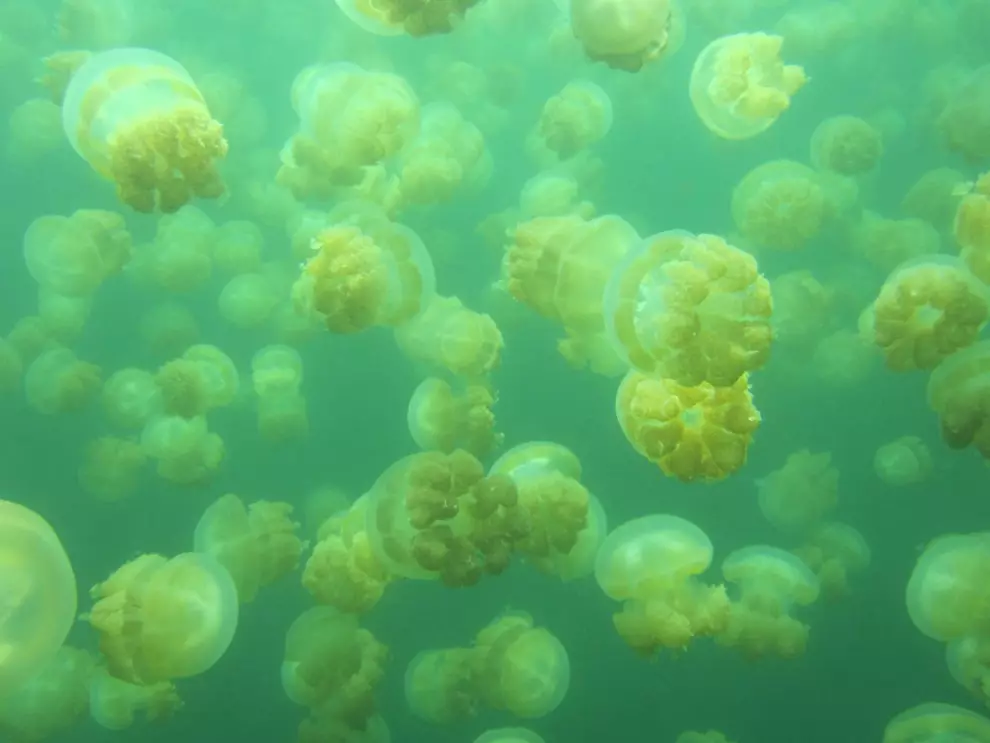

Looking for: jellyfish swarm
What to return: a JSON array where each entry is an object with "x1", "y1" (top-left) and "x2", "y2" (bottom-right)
[
  {"x1": 603, "y1": 230, "x2": 772, "y2": 387},
  {"x1": 616, "y1": 371, "x2": 760, "y2": 483},
  {"x1": 61, "y1": 48, "x2": 227, "y2": 212},
  {"x1": 689, "y1": 33, "x2": 807, "y2": 140},
  {"x1": 87, "y1": 552, "x2": 238, "y2": 684},
  {"x1": 865, "y1": 256, "x2": 989, "y2": 372},
  {"x1": 0, "y1": 501, "x2": 77, "y2": 693},
  {"x1": 594, "y1": 515, "x2": 729, "y2": 656}
]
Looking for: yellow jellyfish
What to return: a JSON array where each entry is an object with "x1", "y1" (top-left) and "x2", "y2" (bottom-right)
[
  {"x1": 0, "y1": 501, "x2": 77, "y2": 693},
  {"x1": 193, "y1": 493, "x2": 305, "y2": 603},
  {"x1": 78, "y1": 436, "x2": 147, "y2": 502},
  {"x1": 883, "y1": 703, "x2": 990, "y2": 743},
  {"x1": 954, "y1": 171, "x2": 990, "y2": 284},
  {"x1": 865, "y1": 256, "x2": 988, "y2": 372},
  {"x1": 0, "y1": 645, "x2": 94, "y2": 741},
  {"x1": 793, "y1": 521, "x2": 871, "y2": 601},
  {"x1": 756, "y1": 449, "x2": 838, "y2": 534},
  {"x1": 874, "y1": 436, "x2": 932, "y2": 487},
  {"x1": 471, "y1": 611, "x2": 571, "y2": 719},
  {"x1": 87, "y1": 669, "x2": 181, "y2": 731},
  {"x1": 906, "y1": 533, "x2": 990, "y2": 641},
  {"x1": 850, "y1": 211, "x2": 942, "y2": 274},
  {"x1": 902, "y1": 167, "x2": 966, "y2": 232},
  {"x1": 61, "y1": 48, "x2": 228, "y2": 212},
  {"x1": 947, "y1": 635, "x2": 990, "y2": 708},
  {"x1": 938, "y1": 66, "x2": 990, "y2": 164},
  {"x1": 731, "y1": 160, "x2": 826, "y2": 251},
  {"x1": 335, "y1": 0, "x2": 481, "y2": 36},
  {"x1": 87, "y1": 552, "x2": 239, "y2": 684},
  {"x1": 594, "y1": 514, "x2": 729, "y2": 656},
  {"x1": 293, "y1": 218, "x2": 436, "y2": 334},
  {"x1": 407, "y1": 377, "x2": 503, "y2": 458},
  {"x1": 616, "y1": 370, "x2": 760, "y2": 483},
  {"x1": 689, "y1": 32, "x2": 807, "y2": 140},
  {"x1": 536, "y1": 80, "x2": 613, "y2": 158},
  {"x1": 24, "y1": 346, "x2": 102, "y2": 415},
  {"x1": 603, "y1": 230, "x2": 772, "y2": 386},
  {"x1": 570, "y1": 0, "x2": 680, "y2": 72},
  {"x1": 405, "y1": 648, "x2": 481, "y2": 724},
  {"x1": 717, "y1": 545, "x2": 821, "y2": 660},
  {"x1": 810, "y1": 115, "x2": 883, "y2": 176},
  {"x1": 474, "y1": 729, "x2": 546, "y2": 743}
]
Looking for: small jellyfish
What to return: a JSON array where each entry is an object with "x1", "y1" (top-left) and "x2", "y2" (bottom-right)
[
  {"x1": 874, "y1": 436, "x2": 932, "y2": 487},
  {"x1": 732, "y1": 160, "x2": 826, "y2": 251},
  {"x1": 810, "y1": 115, "x2": 883, "y2": 176}
]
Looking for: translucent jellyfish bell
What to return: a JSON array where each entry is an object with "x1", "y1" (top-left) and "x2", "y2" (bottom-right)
[
  {"x1": 0, "y1": 501, "x2": 77, "y2": 692},
  {"x1": 334, "y1": 0, "x2": 405, "y2": 36},
  {"x1": 489, "y1": 441, "x2": 582, "y2": 485}
]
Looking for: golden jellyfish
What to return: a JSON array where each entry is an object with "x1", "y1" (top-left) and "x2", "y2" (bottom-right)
[
  {"x1": 731, "y1": 160, "x2": 826, "y2": 251},
  {"x1": 774, "y1": 3, "x2": 857, "y2": 58},
  {"x1": 278, "y1": 64, "x2": 418, "y2": 199},
  {"x1": 61, "y1": 48, "x2": 227, "y2": 212},
  {"x1": 251, "y1": 345, "x2": 303, "y2": 397},
  {"x1": 303, "y1": 494, "x2": 393, "y2": 614},
  {"x1": 594, "y1": 514, "x2": 729, "y2": 656},
  {"x1": 102, "y1": 367, "x2": 162, "y2": 429},
  {"x1": 717, "y1": 545, "x2": 821, "y2": 660},
  {"x1": 906, "y1": 533, "x2": 990, "y2": 642},
  {"x1": 78, "y1": 435, "x2": 147, "y2": 502},
  {"x1": 139, "y1": 415, "x2": 224, "y2": 486},
  {"x1": 394, "y1": 295, "x2": 502, "y2": 379},
  {"x1": 335, "y1": 0, "x2": 480, "y2": 36},
  {"x1": 901, "y1": 167, "x2": 966, "y2": 232},
  {"x1": 365, "y1": 450, "x2": 529, "y2": 585},
  {"x1": 0, "y1": 645, "x2": 94, "y2": 741},
  {"x1": 87, "y1": 670, "x2": 181, "y2": 731},
  {"x1": 874, "y1": 436, "x2": 933, "y2": 487},
  {"x1": 689, "y1": 32, "x2": 807, "y2": 140},
  {"x1": 769, "y1": 270, "x2": 833, "y2": 349},
  {"x1": 938, "y1": 66, "x2": 990, "y2": 163},
  {"x1": 87, "y1": 552, "x2": 239, "y2": 683},
  {"x1": 865, "y1": 256, "x2": 989, "y2": 372},
  {"x1": 474, "y1": 729, "x2": 546, "y2": 743},
  {"x1": 518, "y1": 171, "x2": 594, "y2": 219},
  {"x1": 947, "y1": 636, "x2": 990, "y2": 708},
  {"x1": 490, "y1": 442, "x2": 606, "y2": 580},
  {"x1": 757, "y1": 449, "x2": 838, "y2": 535},
  {"x1": 7, "y1": 316, "x2": 54, "y2": 365},
  {"x1": 217, "y1": 272, "x2": 281, "y2": 329},
  {"x1": 140, "y1": 302, "x2": 199, "y2": 358},
  {"x1": 793, "y1": 521, "x2": 871, "y2": 601},
  {"x1": 850, "y1": 211, "x2": 942, "y2": 274},
  {"x1": 471, "y1": 611, "x2": 571, "y2": 719},
  {"x1": 616, "y1": 370, "x2": 759, "y2": 483},
  {"x1": 927, "y1": 343, "x2": 990, "y2": 457},
  {"x1": 23, "y1": 209, "x2": 131, "y2": 296},
  {"x1": 883, "y1": 703, "x2": 990, "y2": 743},
  {"x1": 603, "y1": 230, "x2": 772, "y2": 386},
  {"x1": 404, "y1": 648, "x2": 480, "y2": 724},
  {"x1": 37, "y1": 290, "x2": 92, "y2": 343},
  {"x1": 24, "y1": 346, "x2": 102, "y2": 415},
  {"x1": 536, "y1": 80, "x2": 613, "y2": 159},
  {"x1": 293, "y1": 218, "x2": 436, "y2": 334},
  {"x1": 193, "y1": 493, "x2": 305, "y2": 603},
  {"x1": 407, "y1": 377, "x2": 502, "y2": 458},
  {"x1": 810, "y1": 115, "x2": 883, "y2": 176},
  {"x1": 0, "y1": 501, "x2": 77, "y2": 693},
  {"x1": 569, "y1": 0, "x2": 679, "y2": 72},
  {"x1": 213, "y1": 220, "x2": 264, "y2": 276},
  {"x1": 954, "y1": 172, "x2": 990, "y2": 284},
  {"x1": 812, "y1": 328, "x2": 877, "y2": 388},
  {"x1": 5, "y1": 98, "x2": 64, "y2": 161}
]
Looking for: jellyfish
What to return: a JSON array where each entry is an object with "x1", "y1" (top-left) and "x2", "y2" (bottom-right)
[
  {"x1": 5, "y1": 98, "x2": 65, "y2": 161},
  {"x1": 569, "y1": 0, "x2": 679, "y2": 72},
  {"x1": 474, "y1": 729, "x2": 546, "y2": 743},
  {"x1": 535, "y1": 80, "x2": 613, "y2": 159},
  {"x1": 906, "y1": 533, "x2": 990, "y2": 642},
  {"x1": 87, "y1": 552, "x2": 238, "y2": 683},
  {"x1": 793, "y1": 522, "x2": 871, "y2": 601},
  {"x1": 938, "y1": 66, "x2": 990, "y2": 163},
  {"x1": 874, "y1": 436, "x2": 933, "y2": 487},
  {"x1": 78, "y1": 436, "x2": 146, "y2": 502},
  {"x1": 616, "y1": 371, "x2": 759, "y2": 483},
  {"x1": 471, "y1": 611, "x2": 571, "y2": 719},
  {"x1": 810, "y1": 115, "x2": 883, "y2": 176},
  {"x1": 217, "y1": 272, "x2": 281, "y2": 329},
  {"x1": 335, "y1": 0, "x2": 481, "y2": 36},
  {"x1": 865, "y1": 256, "x2": 988, "y2": 372},
  {"x1": 757, "y1": 449, "x2": 838, "y2": 534},
  {"x1": 24, "y1": 346, "x2": 102, "y2": 415},
  {"x1": 901, "y1": 168, "x2": 966, "y2": 232},
  {"x1": 405, "y1": 648, "x2": 480, "y2": 724},
  {"x1": 954, "y1": 171, "x2": 990, "y2": 284},
  {"x1": 407, "y1": 377, "x2": 503, "y2": 458},
  {"x1": 689, "y1": 32, "x2": 807, "y2": 140},
  {"x1": 850, "y1": 212, "x2": 942, "y2": 273},
  {"x1": 61, "y1": 48, "x2": 228, "y2": 212},
  {"x1": 0, "y1": 501, "x2": 77, "y2": 692},
  {"x1": 102, "y1": 368, "x2": 162, "y2": 429},
  {"x1": 595, "y1": 515, "x2": 729, "y2": 656},
  {"x1": 194, "y1": 493, "x2": 305, "y2": 603},
  {"x1": 731, "y1": 161, "x2": 826, "y2": 250},
  {"x1": 213, "y1": 220, "x2": 264, "y2": 276},
  {"x1": 883, "y1": 703, "x2": 990, "y2": 743},
  {"x1": 0, "y1": 645, "x2": 94, "y2": 741},
  {"x1": 603, "y1": 230, "x2": 772, "y2": 386},
  {"x1": 717, "y1": 545, "x2": 821, "y2": 659}
]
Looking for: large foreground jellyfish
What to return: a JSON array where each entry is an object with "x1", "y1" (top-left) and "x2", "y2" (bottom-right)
[
  {"x1": 595, "y1": 515, "x2": 729, "y2": 656},
  {"x1": 603, "y1": 230, "x2": 773, "y2": 387},
  {"x1": 866, "y1": 256, "x2": 988, "y2": 372},
  {"x1": 927, "y1": 342, "x2": 990, "y2": 457},
  {"x1": 689, "y1": 33, "x2": 807, "y2": 140},
  {"x1": 717, "y1": 545, "x2": 821, "y2": 659},
  {"x1": 569, "y1": 0, "x2": 680, "y2": 72},
  {"x1": 883, "y1": 703, "x2": 990, "y2": 743},
  {"x1": 87, "y1": 552, "x2": 239, "y2": 684},
  {"x1": 0, "y1": 501, "x2": 77, "y2": 692},
  {"x1": 61, "y1": 48, "x2": 228, "y2": 212},
  {"x1": 616, "y1": 370, "x2": 760, "y2": 483}
]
